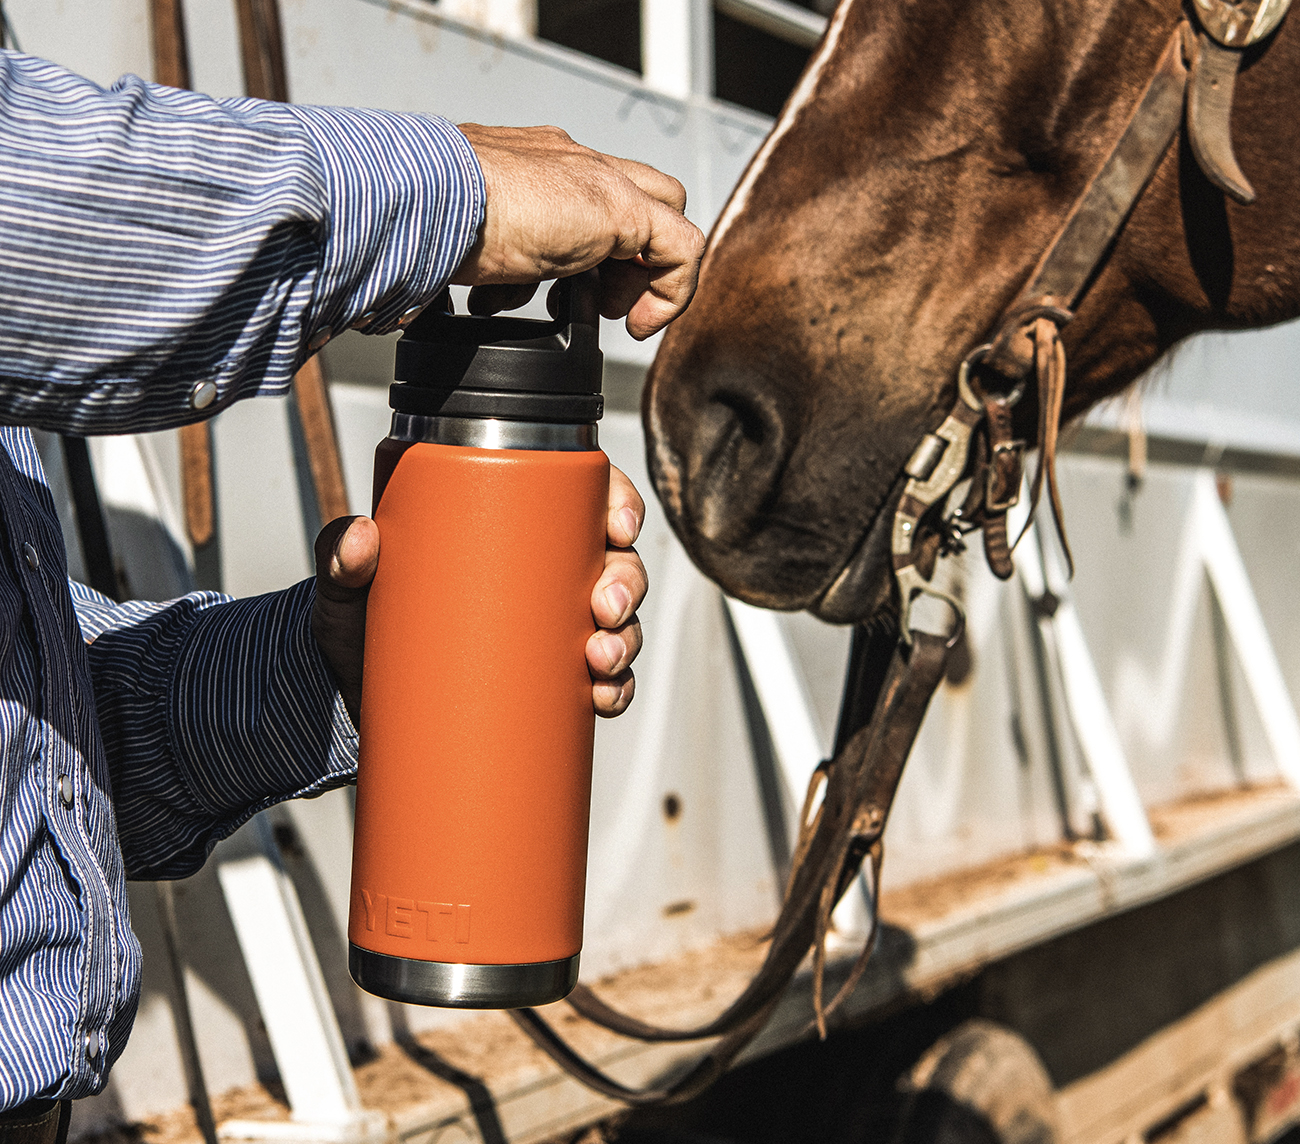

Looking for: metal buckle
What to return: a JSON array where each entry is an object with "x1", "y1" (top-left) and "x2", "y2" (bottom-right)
[
  {"x1": 984, "y1": 440, "x2": 1025, "y2": 513},
  {"x1": 896, "y1": 567, "x2": 967, "y2": 650},
  {"x1": 1191, "y1": 0, "x2": 1290, "y2": 47}
]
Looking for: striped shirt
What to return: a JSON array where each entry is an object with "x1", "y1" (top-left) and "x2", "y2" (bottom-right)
[{"x1": 0, "y1": 50, "x2": 484, "y2": 1107}]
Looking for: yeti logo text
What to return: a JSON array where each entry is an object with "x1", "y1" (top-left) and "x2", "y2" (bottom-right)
[{"x1": 357, "y1": 890, "x2": 470, "y2": 943}]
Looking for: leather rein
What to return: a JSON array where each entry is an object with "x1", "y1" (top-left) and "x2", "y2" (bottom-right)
[{"x1": 508, "y1": 0, "x2": 1287, "y2": 1105}]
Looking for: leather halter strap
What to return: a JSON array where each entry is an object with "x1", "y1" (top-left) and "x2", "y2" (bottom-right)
[
  {"x1": 894, "y1": 0, "x2": 1292, "y2": 620},
  {"x1": 894, "y1": 22, "x2": 1191, "y2": 626}
]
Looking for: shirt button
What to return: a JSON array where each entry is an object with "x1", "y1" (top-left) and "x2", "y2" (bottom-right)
[
  {"x1": 23, "y1": 542, "x2": 38, "y2": 572},
  {"x1": 190, "y1": 380, "x2": 218, "y2": 410},
  {"x1": 307, "y1": 326, "x2": 332, "y2": 352},
  {"x1": 398, "y1": 305, "x2": 423, "y2": 327},
  {"x1": 59, "y1": 774, "x2": 74, "y2": 807},
  {"x1": 86, "y1": 1029, "x2": 101, "y2": 1060},
  {"x1": 351, "y1": 311, "x2": 376, "y2": 331}
]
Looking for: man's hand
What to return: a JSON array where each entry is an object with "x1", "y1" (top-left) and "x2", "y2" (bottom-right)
[
  {"x1": 312, "y1": 465, "x2": 649, "y2": 723},
  {"x1": 452, "y1": 125, "x2": 705, "y2": 340}
]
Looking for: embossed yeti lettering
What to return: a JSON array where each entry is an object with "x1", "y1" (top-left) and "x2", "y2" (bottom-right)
[
  {"x1": 359, "y1": 889, "x2": 386, "y2": 931},
  {"x1": 417, "y1": 901, "x2": 472, "y2": 943},
  {"x1": 385, "y1": 896, "x2": 415, "y2": 937}
]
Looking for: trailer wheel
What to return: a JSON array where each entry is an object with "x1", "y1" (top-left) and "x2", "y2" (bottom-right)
[{"x1": 893, "y1": 1019, "x2": 1058, "y2": 1144}]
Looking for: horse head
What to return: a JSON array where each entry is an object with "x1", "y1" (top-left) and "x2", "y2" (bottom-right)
[{"x1": 645, "y1": 0, "x2": 1300, "y2": 624}]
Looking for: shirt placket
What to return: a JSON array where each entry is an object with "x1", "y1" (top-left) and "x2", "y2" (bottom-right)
[{"x1": 0, "y1": 461, "x2": 118, "y2": 1087}]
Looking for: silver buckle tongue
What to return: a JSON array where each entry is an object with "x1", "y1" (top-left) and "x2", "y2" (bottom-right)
[{"x1": 892, "y1": 350, "x2": 986, "y2": 645}]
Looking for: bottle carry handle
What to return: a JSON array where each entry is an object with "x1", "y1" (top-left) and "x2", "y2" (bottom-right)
[{"x1": 405, "y1": 271, "x2": 600, "y2": 348}]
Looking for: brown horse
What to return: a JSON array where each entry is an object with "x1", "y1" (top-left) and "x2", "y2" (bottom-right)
[{"x1": 644, "y1": 0, "x2": 1300, "y2": 625}]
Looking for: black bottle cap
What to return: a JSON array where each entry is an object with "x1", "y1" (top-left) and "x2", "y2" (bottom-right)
[{"x1": 391, "y1": 274, "x2": 604, "y2": 423}]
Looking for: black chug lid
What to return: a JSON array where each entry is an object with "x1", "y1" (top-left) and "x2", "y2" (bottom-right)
[{"x1": 392, "y1": 273, "x2": 603, "y2": 423}]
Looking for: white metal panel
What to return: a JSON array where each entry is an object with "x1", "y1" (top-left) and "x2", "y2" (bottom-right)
[
  {"x1": 3, "y1": 0, "x2": 150, "y2": 87},
  {"x1": 440, "y1": 0, "x2": 537, "y2": 39}
]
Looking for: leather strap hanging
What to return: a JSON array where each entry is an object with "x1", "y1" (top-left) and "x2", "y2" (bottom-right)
[
  {"x1": 511, "y1": 632, "x2": 951, "y2": 1104},
  {"x1": 1187, "y1": 0, "x2": 1291, "y2": 202},
  {"x1": 148, "y1": 0, "x2": 224, "y2": 584}
]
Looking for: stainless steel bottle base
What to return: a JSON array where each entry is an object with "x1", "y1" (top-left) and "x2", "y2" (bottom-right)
[{"x1": 349, "y1": 944, "x2": 580, "y2": 1009}]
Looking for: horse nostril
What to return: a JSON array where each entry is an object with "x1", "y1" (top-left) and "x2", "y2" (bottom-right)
[
  {"x1": 721, "y1": 391, "x2": 771, "y2": 447},
  {"x1": 688, "y1": 387, "x2": 788, "y2": 544}
]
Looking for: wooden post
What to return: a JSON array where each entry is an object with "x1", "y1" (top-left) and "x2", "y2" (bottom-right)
[{"x1": 233, "y1": 0, "x2": 353, "y2": 531}]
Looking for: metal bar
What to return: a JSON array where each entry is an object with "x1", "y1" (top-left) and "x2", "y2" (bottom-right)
[
  {"x1": 0, "y1": 0, "x2": 19, "y2": 51},
  {"x1": 178, "y1": 421, "x2": 223, "y2": 592},
  {"x1": 722, "y1": 595, "x2": 871, "y2": 936},
  {"x1": 291, "y1": 355, "x2": 352, "y2": 526},
  {"x1": 1050, "y1": 605, "x2": 1156, "y2": 854},
  {"x1": 233, "y1": 0, "x2": 289, "y2": 102},
  {"x1": 149, "y1": 0, "x2": 191, "y2": 87},
  {"x1": 722, "y1": 596, "x2": 824, "y2": 825},
  {"x1": 1019, "y1": 524, "x2": 1157, "y2": 856},
  {"x1": 1208, "y1": 579, "x2": 1249, "y2": 785},
  {"x1": 154, "y1": 882, "x2": 221, "y2": 1144},
  {"x1": 215, "y1": 817, "x2": 381, "y2": 1140},
  {"x1": 713, "y1": 0, "x2": 826, "y2": 50},
  {"x1": 642, "y1": 0, "x2": 694, "y2": 98},
  {"x1": 60, "y1": 438, "x2": 120, "y2": 602},
  {"x1": 1194, "y1": 472, "x2": 1300, "y2": 788},
  {"x1": 1017, "y1": 572, "x2": 1078, "y2": 844},
  {"x1": 722, "y1": 600, "x2": 794, "y2": 889},
  {"x1": 1066, "y1": 424, "x2": 1300, "y2": 481}
]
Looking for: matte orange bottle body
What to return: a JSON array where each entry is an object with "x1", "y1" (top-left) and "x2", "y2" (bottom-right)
[{"x1": 349, "y1": 439, "x2": 608, "y2": 982}]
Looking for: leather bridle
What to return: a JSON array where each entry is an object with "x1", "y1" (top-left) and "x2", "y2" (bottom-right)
[{"x1": 508, "y1": 0, "x2": 1289, "y2": 1105}]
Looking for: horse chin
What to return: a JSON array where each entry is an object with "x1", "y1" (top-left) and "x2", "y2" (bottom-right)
[{"x1": 809, "y1": 474, "x2": 906, "y2": 625}]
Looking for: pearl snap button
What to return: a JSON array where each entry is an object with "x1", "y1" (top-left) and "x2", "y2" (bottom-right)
[
  {"x1": 59, "y1": 774, "x2": 74, "y2": 807},
  {"x1": 351, "y1": 311, "x2": 376, "y2": 330},
  {"x1": 86, "y1": 1029, "x2": 101, "y2": 1060},
  {"x1": 23, "y1": 542, "x2": 38, "y2": 572},
  {"x1": 308, "y1": 326, "x2": 332, "y2": 352},
  {"x1": 190, "y1": 380, "x2": 217, "y2": 410},
  {"x1": 398, "y1": 305, "x2": 423, "y2": 327}
]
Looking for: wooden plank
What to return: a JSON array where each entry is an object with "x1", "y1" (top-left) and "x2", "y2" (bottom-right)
[{"x1": 1056, "y1": 947, "x2": 1300, "y2": 1144}]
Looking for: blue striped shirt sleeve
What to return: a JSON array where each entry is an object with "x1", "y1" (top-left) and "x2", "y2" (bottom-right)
[
  {"x1": 0, "y1": 50, "x2": 484, "y2": 436},
  {"x1": 70, "y1": 577, "x2": 356, "y2": 879}
]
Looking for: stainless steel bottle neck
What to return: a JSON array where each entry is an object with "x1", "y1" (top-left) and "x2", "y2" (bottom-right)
[{"x1": 389, "y1": 413, "x2": 599, "y2": 452}]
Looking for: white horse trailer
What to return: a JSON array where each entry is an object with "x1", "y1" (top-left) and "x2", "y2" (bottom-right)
[{"x1": 6, "y1": 2, "x2": 1300, "y2": 1143}]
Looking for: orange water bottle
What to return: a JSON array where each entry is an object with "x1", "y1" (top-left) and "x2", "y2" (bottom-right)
[{"x1": 348, "y1": 276, "x2": 608, "y2": 1008}]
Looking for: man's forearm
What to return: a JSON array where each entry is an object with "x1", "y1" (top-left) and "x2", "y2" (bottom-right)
[
  {"x1": 74, "y1": 578, "x2": 356, "y2": 879},
  {"x1": 0, "y1": 50, "x2": 482, "y2": 437}
]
